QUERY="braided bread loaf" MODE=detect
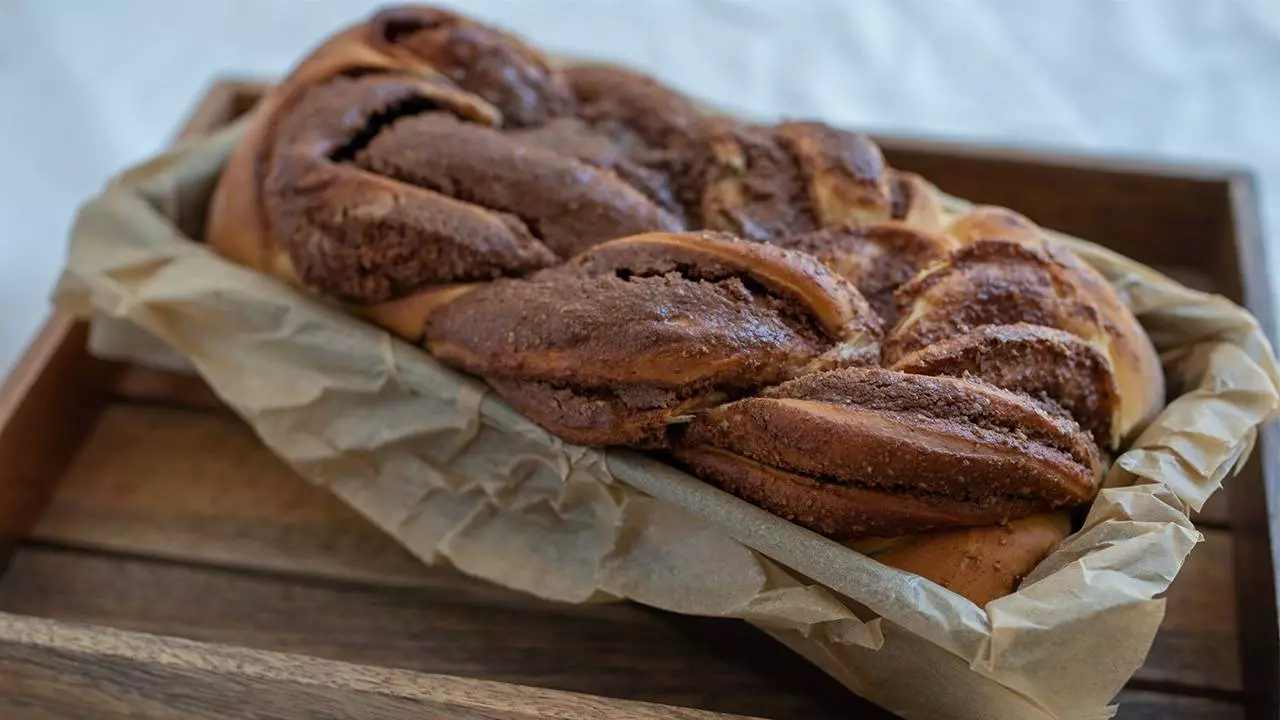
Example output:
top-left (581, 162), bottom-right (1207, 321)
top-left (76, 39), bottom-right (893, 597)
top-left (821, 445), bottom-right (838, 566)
top-left (207, 6), bottom-right (1164, 603)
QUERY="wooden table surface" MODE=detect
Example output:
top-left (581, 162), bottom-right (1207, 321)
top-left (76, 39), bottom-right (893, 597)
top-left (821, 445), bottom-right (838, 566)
top-left (0, 383), bottom-right (1250, 719)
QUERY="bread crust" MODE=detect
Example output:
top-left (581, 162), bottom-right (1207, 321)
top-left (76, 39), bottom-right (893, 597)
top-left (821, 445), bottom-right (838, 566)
top-left (672, 368), bottom-right (1100, 538)
top-left (932, 208), bottom-right (1164, 445)
top-left (205, 5), bottom-right (1164, 600)
top-left (772, 222), bottom-right (955, 323)
top-left (852, 513), bottom-right (1072, 605)
top-left (423, 232), bottom-right (883, 447)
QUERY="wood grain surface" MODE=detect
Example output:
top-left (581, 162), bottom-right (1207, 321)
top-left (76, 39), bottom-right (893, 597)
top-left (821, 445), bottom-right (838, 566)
top-left (1144, 530), bottom-right (1241, 692)
top-left (879, 141), bottom-right (1239, 283)
top-left (0, 546), bottom-right (864, 720)
top-left (0, 612), bottom-right (768, 720)
top-left (111, 365), bottom-right (224, 411)
top-left (0, 317), bottom-right (115, 573)
top-left (1224, 171), bottom-right (1280, 717)
top-left (0, 544), bottom-right (1244, 720)
top-left (0, 67), bottom-right (243, 579)
top-left (1110, 691), bottom-right (1244, 720)
top-left (16, 401), bottom-right (1250, 704)
top-left (29, 403), bottom-right (431, 587)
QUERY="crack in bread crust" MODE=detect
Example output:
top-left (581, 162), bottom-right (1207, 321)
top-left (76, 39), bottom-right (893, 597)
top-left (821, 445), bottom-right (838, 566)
top-left (266, 157), bottom-right (555, 302)
top-left (772, 221), bottom-right (955, 323)
top-left (367, 6), bottom-right (575, 127)
top-left (567, 232), bottom-right (883, 342)
top-left (889, 171), bottom-right (944, 230)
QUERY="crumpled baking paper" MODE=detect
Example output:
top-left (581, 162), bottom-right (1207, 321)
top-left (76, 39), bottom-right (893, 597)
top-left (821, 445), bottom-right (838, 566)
top-left (52, 115), bottom-right (1280, 720)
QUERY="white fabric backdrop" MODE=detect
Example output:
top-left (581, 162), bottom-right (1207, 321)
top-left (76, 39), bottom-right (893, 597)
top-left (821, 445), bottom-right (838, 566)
top-left (3, 0), bottom-right (1278, 376)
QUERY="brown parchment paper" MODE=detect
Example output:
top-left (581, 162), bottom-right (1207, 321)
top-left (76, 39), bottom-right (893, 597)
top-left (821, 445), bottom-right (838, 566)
top-left (53, 117), bottom-right (1280, 720)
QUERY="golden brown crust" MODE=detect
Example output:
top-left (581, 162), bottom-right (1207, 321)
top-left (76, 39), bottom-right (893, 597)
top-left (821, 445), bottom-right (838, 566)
top-left (778, 122), bottom-right (894, 229)
top-left (356, 284), bottom-right (478, 342)
top-left (889, 171), bottom-right (944, 231)
top-left (852, 512), bottom-right (1071, 605)
top-left (928, 207), bottom-right (1165, 445)
top-left (944, 205), bottom-right (1041, 246)
top-left (698, 121), bottom-right (898, 241)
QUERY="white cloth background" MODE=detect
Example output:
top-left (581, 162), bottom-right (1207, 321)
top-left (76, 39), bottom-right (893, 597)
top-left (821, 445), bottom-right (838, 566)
top-left (3, 0), bottom-right (1279, 376)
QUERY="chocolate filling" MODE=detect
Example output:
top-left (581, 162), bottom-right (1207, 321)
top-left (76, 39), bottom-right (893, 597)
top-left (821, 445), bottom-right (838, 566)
top-left (353, 112), bottom-right (684, 259)
top-left (757, 369), bottom-right (1095, 469)
top-left (891, 324), bottom-right (1117, 446)
top-left (699, 123), bottom-right (820, 241)
top-left (423, 235), bottom-right (879, 446)
top-left (772, 223), bottom-right (951, 323)
top-left (329, 96), bottom-right (442, 163)
top-left (670, 446), bottom-right (1045, 539)
top-left (368, 6), bottom-right (575, 127)
top-left (887, 239), bottom-right (1111, 362)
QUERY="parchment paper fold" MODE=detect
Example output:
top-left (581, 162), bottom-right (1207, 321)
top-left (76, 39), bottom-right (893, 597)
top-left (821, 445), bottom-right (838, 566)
top-left (53, 118), bottom-right (1280, 720)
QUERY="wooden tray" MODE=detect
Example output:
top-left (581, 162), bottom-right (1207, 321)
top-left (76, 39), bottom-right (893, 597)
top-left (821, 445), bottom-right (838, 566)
top-left (0, 79), bottom-right (1275, 720)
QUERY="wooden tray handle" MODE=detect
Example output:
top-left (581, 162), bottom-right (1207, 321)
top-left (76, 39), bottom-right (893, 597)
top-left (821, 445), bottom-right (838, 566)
top-left (0, 612), bottom-right (761, 719)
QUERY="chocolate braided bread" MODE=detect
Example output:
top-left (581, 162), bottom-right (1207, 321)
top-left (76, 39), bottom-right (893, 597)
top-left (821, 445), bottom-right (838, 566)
top-left (207, 6), bottom-right (1165, 602)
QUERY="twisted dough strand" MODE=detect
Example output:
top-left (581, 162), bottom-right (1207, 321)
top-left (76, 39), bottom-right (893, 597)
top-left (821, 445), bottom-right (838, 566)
top-left (207, 6), bottom-right (1163, 544)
